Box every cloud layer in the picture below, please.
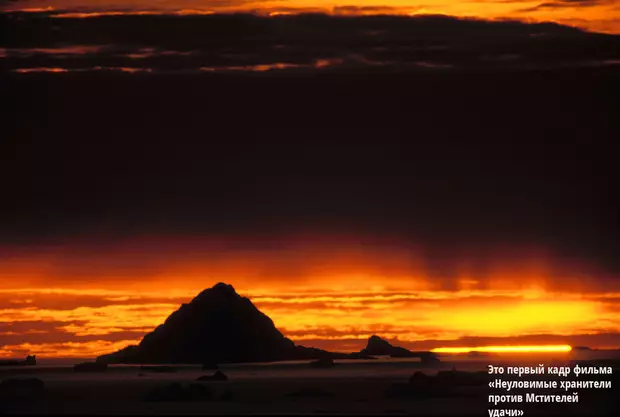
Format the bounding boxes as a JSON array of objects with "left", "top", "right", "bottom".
[
  {"left": 1, "top": 0, "right": 619, "bottom": 33},
  {"left": 2, "top": 285, "right": 620, "bottom": 358}
]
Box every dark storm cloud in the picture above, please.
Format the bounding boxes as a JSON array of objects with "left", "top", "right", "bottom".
[
  {"left": 1, "top": 12, "right": 618, "bottom": 72},
  {"left": 0, "top": 12, "right": 587, "bottom": 50},
  {"left": 521, "top": 0, "right": 613, "bottom": 10},
  {"left": 1, "top": 13, "right": 619, "bottom": 287}
]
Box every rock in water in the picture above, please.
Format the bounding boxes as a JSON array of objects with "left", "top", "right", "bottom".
[
  {"left": 361, "top": 335, "right": 397, "bottom": 356},
  {"left": 361, "top": 335, "right": 415, "bottom": 357},
  {"left": 21, "top": 355, "right": 37, "bottom": 366},
  {"left": 97, "top": 282, "right": 298, "bottom": 364},
  {"left": 359, "top": 335, "right": 440, "bottom": 363},
  {"left": 196, "top": 370, "right": 228, "bottom": 381},
  {"left": 0, "top": 355, "right": 37, "bottom": 367},
  {"left": 309, "top": 358, "right": 335, "bottom": 368},
  {"left": 409, "top": 371, "right": 431, "bottom": 386}
]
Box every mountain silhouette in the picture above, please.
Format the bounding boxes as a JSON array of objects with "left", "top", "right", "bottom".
[
  {"left": 361, "top": 335, "right": 414, "bottom": 357},
  {"left": 98, "top": 283, "right": 303, "bottom": 364}
]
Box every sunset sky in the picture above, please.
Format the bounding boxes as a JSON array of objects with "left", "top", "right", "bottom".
[
  {"left": 2, "top": 125, "right": 619, "bottom": 359},
  {"left": 2, "top": 235, "right": 620, "bottom": 358},
  {"left": 2, "top": 0, "right": 619, "bottom": 360},
  {"left": 1, "top": 0, "right": 620, "bottom": 33},
  {"left": 1, "top": 134, "right": 619, "bottom": 358}
]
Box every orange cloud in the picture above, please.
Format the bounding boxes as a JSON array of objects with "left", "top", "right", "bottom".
[
  {"left": 0, "top": 340, "right": 143, "bottom": 358},
  {"left": 2, "top": 286, "right": 619, "bottom": 358},
  {"left": 1, "top": 236, "right": 618, "bottom": 358}
]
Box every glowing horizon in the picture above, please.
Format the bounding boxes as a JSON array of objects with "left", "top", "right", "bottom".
[
  {"left": 1, "top": 236, "right": 619, "bottom": 359},
  {"left": 432, "top": 344, "right": 573, "bottom": 353},
  {"left": 2, "top": 280, "right": 620, "bottom": 358}
]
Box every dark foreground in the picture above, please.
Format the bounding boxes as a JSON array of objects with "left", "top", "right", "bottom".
[{"left": 0, "top": 359, "right": 618, "bottom": 416}]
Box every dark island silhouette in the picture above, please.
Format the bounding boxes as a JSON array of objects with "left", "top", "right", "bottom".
[
  {"left": 96, "top": 282, "right": 439, "bottom": 365},
  {"left": 361, "top": 335, "right": 440, "bottom": 363},
  {"left": 0, "top": 355, "right": 36, "bottom": 367}
]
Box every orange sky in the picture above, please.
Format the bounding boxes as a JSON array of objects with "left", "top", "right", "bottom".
[
  {"left": 1, "top": 237, "right": 620, "bottom": 358},
  {"left": 2, "top": 0, "right": 620, "bottom": 34}
]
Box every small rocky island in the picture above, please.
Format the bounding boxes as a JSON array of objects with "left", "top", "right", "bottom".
[{"left": 0, "top": 355, "right": 36, "bottom": 367}]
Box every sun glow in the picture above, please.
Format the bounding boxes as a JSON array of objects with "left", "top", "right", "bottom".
[
  {"left": 432, "top": 345, "right": 573, "bottom": 353},
  {"left": 1, "top": 239, "right": 619, "bottom": 358}
]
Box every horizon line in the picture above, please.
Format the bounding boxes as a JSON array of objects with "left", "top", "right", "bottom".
[{"left": 11, "top": 344, "right": 620, "bottom": 361}]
